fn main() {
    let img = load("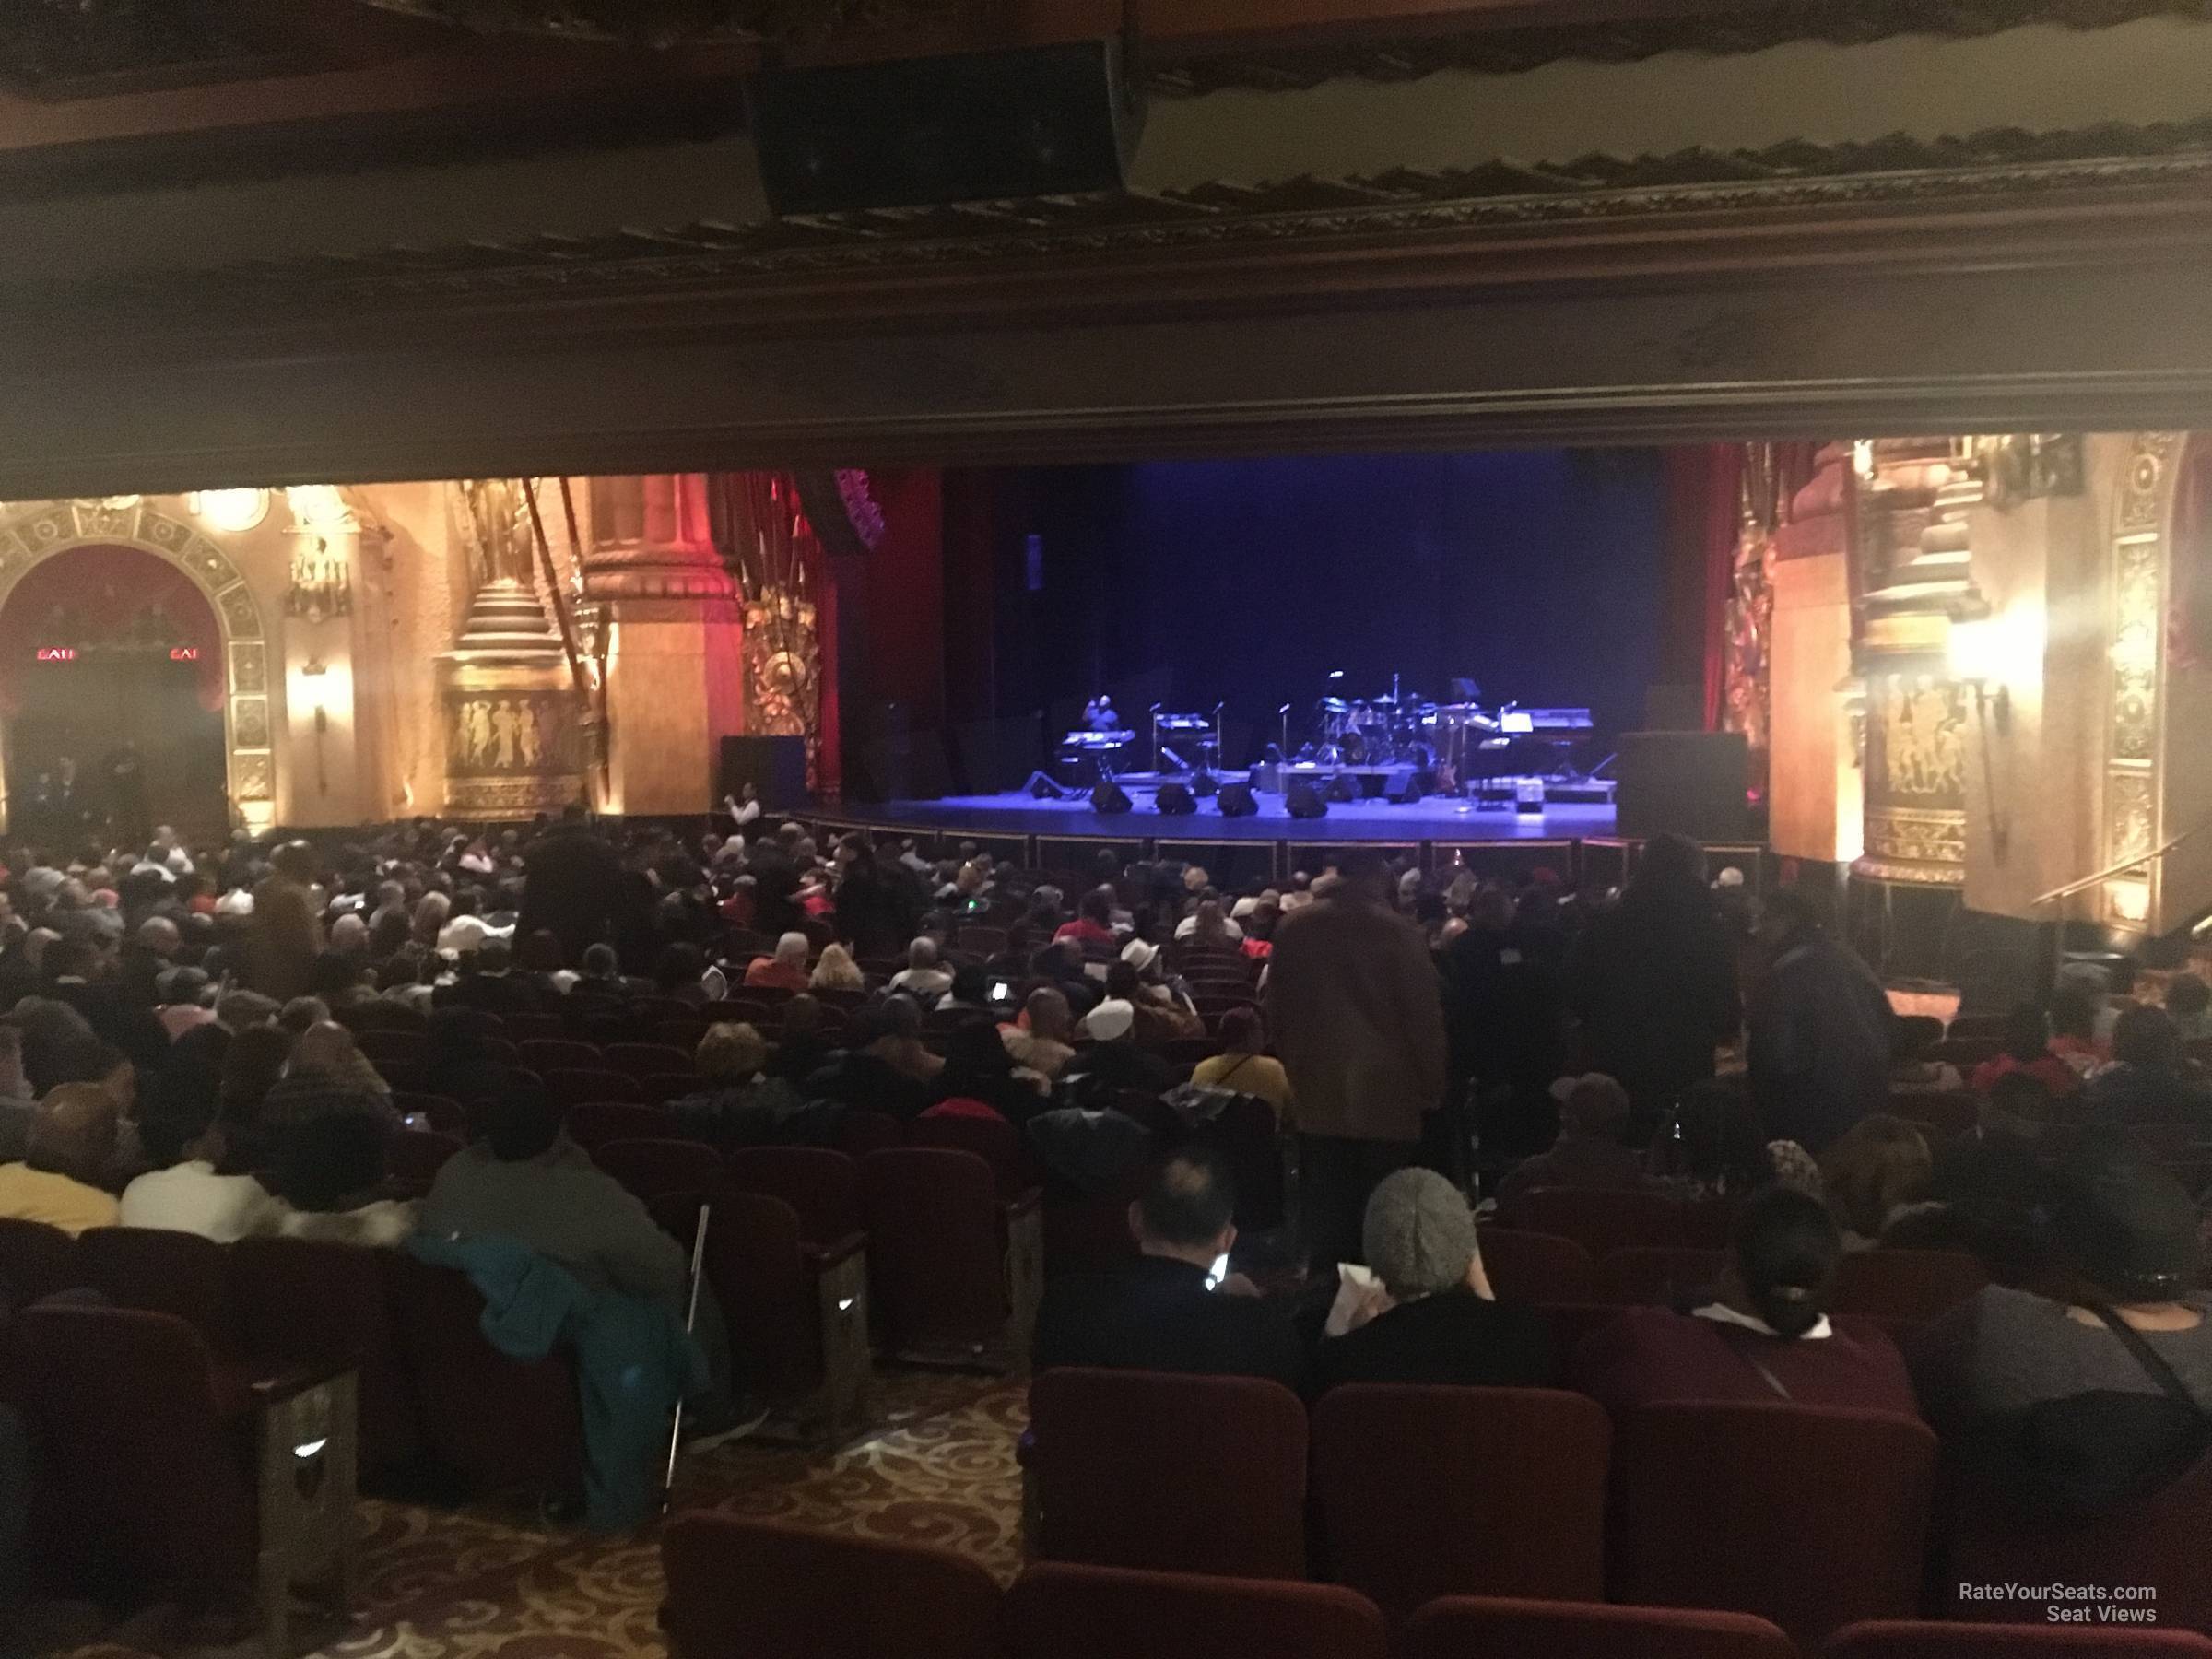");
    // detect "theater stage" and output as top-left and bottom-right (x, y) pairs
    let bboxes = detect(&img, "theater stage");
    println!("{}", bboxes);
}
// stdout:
(829, 789), (1618, 845)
